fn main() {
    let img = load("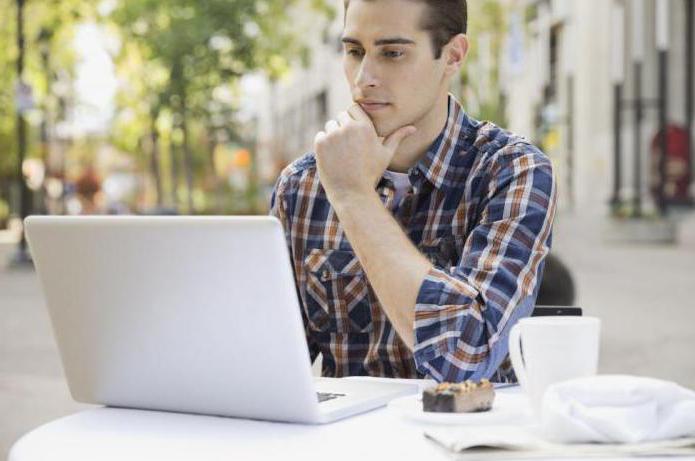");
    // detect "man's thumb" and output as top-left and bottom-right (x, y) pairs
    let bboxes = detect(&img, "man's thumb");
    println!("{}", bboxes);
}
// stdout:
(383, 126), (417, 151)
